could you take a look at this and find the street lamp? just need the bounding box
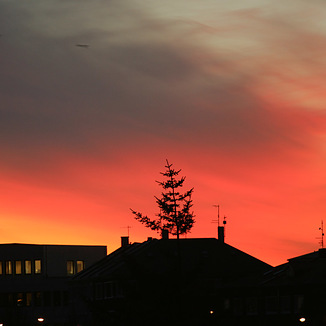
[299,317,306,323]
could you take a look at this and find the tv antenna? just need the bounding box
[121,225,132,237]
[212,204,220,226]
[317,220,324,249]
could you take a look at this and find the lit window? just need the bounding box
[34,260,42,274]
[76,260,84,273]
[25,261,32,274]
[0,261,2,275]
[67,261,74,275]
[15,261,22,275]
[5,261,12,275]
[16,293,23,306]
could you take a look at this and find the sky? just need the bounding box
[1,0,326,266]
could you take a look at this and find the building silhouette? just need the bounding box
[1,236,325,325]
[0,243,106,326]
[251,248,326,325]
[72,235,271,326]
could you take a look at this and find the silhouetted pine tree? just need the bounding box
[131,160,195,239]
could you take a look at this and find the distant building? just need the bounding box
[0,243,107,326]
[72,236,271,326]
[247,248,326,326]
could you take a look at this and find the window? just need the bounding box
[265,296,278,314]
[0,261,2,275]
[7,293,13,306]
[34,292,42,306]
[294,295,304,313]
[53,291,61,306]
[224,298,231,310]
[26,292,32,306]
[63,291,69,305]
[15,261,22,274]
[0,293,6,307]
[16,293,24,307]
[67,261,74,275]
[233,298,243,315]
[34,260,41,274]
[44,291,51,306]
[95,283,103,300]
[246,297,258,315]
[76,260,84,273]
[25,261,32,274]
[280,295,291,314]
[5,261,12,275]
[104,282,115,298]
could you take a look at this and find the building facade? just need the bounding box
[0,243,107,326]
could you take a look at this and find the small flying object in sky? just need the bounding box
[75,44,89,48]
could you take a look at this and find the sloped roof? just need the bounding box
[73,238,271,282]
[260,248,326,286]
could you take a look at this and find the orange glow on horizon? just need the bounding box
[1,148,325,267]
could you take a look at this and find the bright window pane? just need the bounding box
[67,261,74,275]
[34,260,42,274]
[25,261,32,274]
[15,261,22,274]
[5,261,12,274]
[76,260,84,273]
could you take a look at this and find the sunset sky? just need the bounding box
[1,0,326,266]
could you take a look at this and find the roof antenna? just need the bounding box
[212,204,220,226]
[211,204,220,238]
[121,225,132,237]
[318,220,324,249]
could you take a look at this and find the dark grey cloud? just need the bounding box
[1,0,325,177]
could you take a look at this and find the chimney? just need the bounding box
[121,236,129,247]
[161,229,169,240]
[218,226,225,243]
